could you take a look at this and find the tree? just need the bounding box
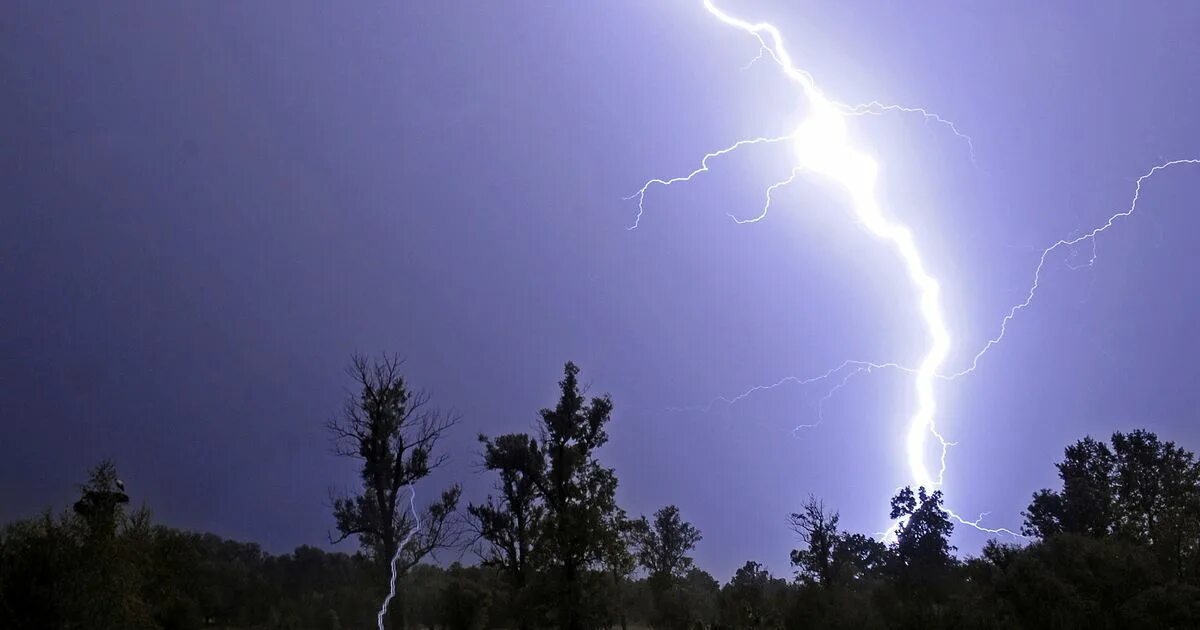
[789,496,841,587]
[440,563,494,630]
[327,354,462,630]
[1022,436,1115,538]
[886,487,959,627]
[1021,489,1066,539]
[468,433,545,629]
[72,461,156,629]
[0,461,156,629]
[472,362,624,630]
[1,514,72,628]
[1021,430,1200,580]
[831,533,889,584]
[721,561,787,628]
[71,460,130,540]
[602,510,643,630]
[636,505,703,582]
[889,486,955,574]
[1110,431,1200,577]
[530,361,622,630]
[789,496,889,595]
[1061,436,1118,536]
[634,505,703,629]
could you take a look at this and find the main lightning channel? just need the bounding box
[708,157,1200,397]
[686,0,953,493]
[638,3,1199,539]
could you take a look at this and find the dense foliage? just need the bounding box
[4,361,1200,629]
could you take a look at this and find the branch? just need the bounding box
[327,527,364,545]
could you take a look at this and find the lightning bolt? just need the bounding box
[377,485,420,630]
[844,101,977,165]
[625,133,798,230]
[947,158,1200,380]
[632,0,954,498]
[631,1,1198,539]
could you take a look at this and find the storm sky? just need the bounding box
[3,1,1199,578]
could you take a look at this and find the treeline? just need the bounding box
[0,475,380,628]
[3,358,1200,629]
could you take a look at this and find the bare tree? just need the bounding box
[327,354,462,630]
[789,496,840,586]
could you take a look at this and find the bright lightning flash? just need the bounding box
[630,1,1198,539]
[636,1,954,497]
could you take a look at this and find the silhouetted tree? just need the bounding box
[889,486,955,573]
[637,505,703,581]
[634,505,703,629]
[789,496,841,587]
[1110,430,1200,577]
[473,362,624,630]
[534,362,622,629]
[468,433,544,628]
[326,354,462,630]
[720,561,787,628]
[1022,430,1200,581]
[1022,436,1115,538]
[9,422,1200,630]
[440,563,495,630]
[72,460,130,540]
[832,533,889,584]
[1,513,73,628]
[887,486,956,626]
[71,461,155,629]
[602,509,643,630]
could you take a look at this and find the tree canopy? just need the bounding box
[5,359,1200,630]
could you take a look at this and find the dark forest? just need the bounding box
[3,358,1199,630]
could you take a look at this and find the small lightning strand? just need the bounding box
[730,167,803,224]
[876,503,1023,541]
[741,45,769,71]
[668,359,914,415]
[843,101,977,164]
[1062,228,1098,271]
[946,159,1200,380]
[700,361,955,486]
[625,133,798,230]
[377,485,420,630]
[948,511,1023,538]
[795,363,874,434]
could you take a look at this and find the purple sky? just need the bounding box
[3,1,1199,579]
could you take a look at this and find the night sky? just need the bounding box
[3,1,1199,579]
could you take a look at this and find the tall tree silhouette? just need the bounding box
[635,505,703,630]
[789,497,840,587]
[1023,436,1115,538]
[531,362,621,630]
[327,354,461,630]
[889,486,955,582]
[1110,431,1200,577]
[468,433,544,629]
